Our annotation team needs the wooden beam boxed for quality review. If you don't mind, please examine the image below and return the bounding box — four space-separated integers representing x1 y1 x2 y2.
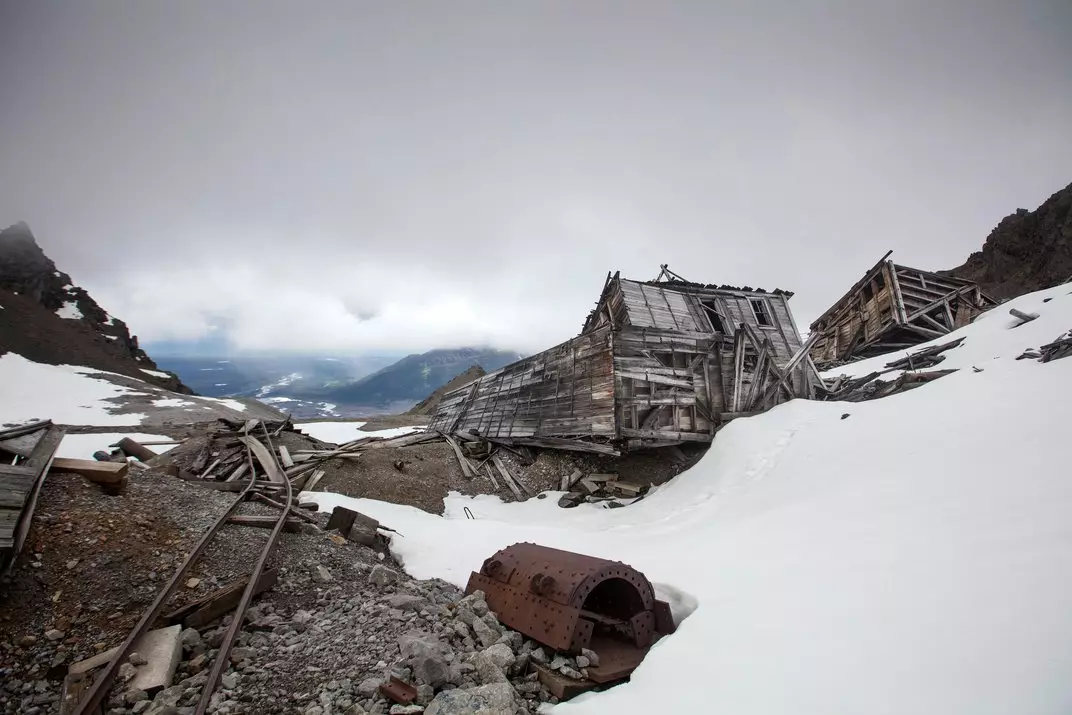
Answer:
50 458 128 484
163 570 278 629
239 436 286 484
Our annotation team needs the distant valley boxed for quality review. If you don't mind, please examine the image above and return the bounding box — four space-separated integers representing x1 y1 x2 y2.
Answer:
155 348 524 418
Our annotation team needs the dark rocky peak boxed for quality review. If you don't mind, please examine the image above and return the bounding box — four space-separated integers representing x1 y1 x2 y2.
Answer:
945 182 1072 300
0 222 192 393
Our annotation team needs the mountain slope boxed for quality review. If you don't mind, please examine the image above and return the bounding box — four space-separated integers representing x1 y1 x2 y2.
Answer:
316 348 523 410
946 181 1072 300
407 364 487 416
0 222 191 393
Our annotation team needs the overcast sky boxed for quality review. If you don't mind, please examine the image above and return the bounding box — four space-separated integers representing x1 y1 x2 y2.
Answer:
1 1 1070 355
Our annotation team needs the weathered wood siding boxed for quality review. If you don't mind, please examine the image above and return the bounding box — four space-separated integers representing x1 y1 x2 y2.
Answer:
427 325 616 440
810 257 995 365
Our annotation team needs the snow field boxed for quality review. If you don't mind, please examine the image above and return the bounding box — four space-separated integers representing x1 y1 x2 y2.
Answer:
311 284 1072 714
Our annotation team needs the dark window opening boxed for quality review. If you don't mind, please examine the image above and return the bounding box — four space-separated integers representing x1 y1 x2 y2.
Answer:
750 299 773 327
862 282 875 302
700 300 726 332
875 272 886 290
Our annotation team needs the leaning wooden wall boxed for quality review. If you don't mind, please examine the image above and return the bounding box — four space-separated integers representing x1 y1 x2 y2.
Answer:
427 325 616 440
612 327 721 445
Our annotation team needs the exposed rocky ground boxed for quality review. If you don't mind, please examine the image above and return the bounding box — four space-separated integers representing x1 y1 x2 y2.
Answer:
0 441 596 714
0 222 191 395
946 181 1072 300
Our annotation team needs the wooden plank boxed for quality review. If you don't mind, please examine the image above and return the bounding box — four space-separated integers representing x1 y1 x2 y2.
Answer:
239 436 286 484
50 458 128 484
277 445 294 468
227 515 300 531
0 430 45 458
491 454 524 500
163 570 278 629
442 433 477 478
116 437 157 462
302 469 326 493
619 428 713 443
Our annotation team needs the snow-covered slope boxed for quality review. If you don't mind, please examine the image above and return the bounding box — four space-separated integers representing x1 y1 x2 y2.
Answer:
312 284 1072 714
0 352 282 427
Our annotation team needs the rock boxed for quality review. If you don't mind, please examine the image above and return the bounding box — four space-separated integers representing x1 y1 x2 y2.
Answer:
387 594 428 612
470 619 497 649
549 655 569 671
558 666 584 680
529 647 548 665
447 662 475 687
575 655 590 668
460 591 489 618
481 644 514 670
118 662 139 682
179 629 202 652
343 705 369 715
494 630 521 652
471 652 508 685
315 565 333 583
44 629 64 642
124 689 150 705
129 652 148 666
424 683 518 715
132 701 152 714
220 673 238 690
369 565 399 587
152 684 184 709
416 684 435 706
356 678 381 698
580 648 599 667
453 607 476 627
18 635 37 647
389 706 424 714
186 654 207 674
185 578 200 589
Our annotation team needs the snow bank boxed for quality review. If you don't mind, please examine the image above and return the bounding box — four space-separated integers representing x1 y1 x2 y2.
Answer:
55 301 83 320
311 286 1072 714
57 433 175 459
824 282 1072 379
139 368 172 379
296 421 418 443
151 397 194 408
199 397 248 412
0 354 146 426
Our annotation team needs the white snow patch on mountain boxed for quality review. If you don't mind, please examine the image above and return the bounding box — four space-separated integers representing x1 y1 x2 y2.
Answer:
140 368 172 379
0 353 146 426
55 301 83 320
311 284 1072 715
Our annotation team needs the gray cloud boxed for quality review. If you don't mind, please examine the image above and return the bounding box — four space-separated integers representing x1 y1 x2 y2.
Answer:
2 1 1070 354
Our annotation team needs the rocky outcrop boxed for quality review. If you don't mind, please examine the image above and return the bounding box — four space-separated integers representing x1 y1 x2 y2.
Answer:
0 222 192 393
945 182 1072 300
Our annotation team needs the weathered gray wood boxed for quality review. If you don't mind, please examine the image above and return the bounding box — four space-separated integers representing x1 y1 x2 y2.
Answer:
50 458 128 484
491 454 524 500
1009 308 1039 324
116 437 157 462
442 434 476 478
277 445 294 468
240 436 286 484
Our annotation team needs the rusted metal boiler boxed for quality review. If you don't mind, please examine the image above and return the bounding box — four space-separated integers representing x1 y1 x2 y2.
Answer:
465 542 675 683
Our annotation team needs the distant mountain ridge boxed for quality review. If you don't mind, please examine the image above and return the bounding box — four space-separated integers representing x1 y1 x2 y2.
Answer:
945 181 1072 300
312 347 523 411
0 222 192 393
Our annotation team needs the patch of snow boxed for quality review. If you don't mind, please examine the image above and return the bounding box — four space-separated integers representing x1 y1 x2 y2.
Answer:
55 301 83 320
104 313 114 325
53 271 63 278
307 285 1072 715
214 383 228 387
261 397 294 404
151 397 194 408
139 368 172 379
199 368 224 371
256 372 302 397
295 421 418 443
199 397 248 412
0 354 146 426
824 283 1072 380
57 433 175 459
103 334 118 341
218 360 231 363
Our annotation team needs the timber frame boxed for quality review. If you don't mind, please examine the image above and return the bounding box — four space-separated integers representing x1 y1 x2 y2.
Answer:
428 268 824 453
808 252 996 368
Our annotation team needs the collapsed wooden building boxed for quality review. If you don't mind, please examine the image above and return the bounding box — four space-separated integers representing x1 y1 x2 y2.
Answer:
808 252 996 368
428 267 825 454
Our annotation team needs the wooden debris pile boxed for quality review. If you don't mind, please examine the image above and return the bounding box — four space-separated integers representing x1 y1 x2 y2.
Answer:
556 469 648 508
1039 329 1072 362
823 337 966 402
0 419 64 578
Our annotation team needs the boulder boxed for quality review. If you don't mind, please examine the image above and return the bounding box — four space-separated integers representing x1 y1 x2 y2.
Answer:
424 683 518 715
